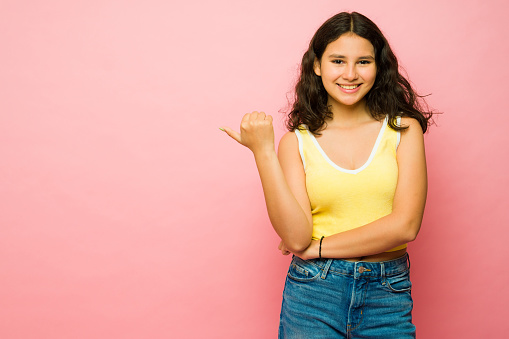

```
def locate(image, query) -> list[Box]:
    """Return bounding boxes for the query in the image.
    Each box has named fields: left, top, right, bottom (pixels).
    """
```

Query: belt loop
left=380, top=262, right=385, bottom=278
left=407, top=253, right=411, bottom=270
left=321, top=259, right=333, bottom=279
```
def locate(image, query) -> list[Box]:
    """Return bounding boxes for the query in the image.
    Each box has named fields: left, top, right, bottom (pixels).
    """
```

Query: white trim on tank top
left=396, top=116, right=401, bottom=149
left=294, top=128, right=306, bottom=170
left=308, top=115, right=388, bottom=174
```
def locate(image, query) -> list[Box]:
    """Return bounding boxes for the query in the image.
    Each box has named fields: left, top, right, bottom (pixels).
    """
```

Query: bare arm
left=294, top=117, right=428, bottom=260
left=221, top=112, right=313, bottom=252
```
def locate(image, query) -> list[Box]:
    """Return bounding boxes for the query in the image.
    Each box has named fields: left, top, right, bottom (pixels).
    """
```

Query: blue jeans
left=278, top=254, right=415, bottom=338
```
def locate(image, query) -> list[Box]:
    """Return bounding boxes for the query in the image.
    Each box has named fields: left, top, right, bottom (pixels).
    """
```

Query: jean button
left=358, top=266, right=366, bottom=273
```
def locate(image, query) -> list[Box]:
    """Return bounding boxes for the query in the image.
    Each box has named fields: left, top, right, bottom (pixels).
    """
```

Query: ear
left=313, top=58, right=321, bottom=77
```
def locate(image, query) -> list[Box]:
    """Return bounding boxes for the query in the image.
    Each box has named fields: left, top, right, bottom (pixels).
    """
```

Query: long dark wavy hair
left=286, top=12, right=434, bottom=134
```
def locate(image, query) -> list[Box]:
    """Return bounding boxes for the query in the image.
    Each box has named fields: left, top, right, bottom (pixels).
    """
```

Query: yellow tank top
left=294, top=116, right=406, bottom=252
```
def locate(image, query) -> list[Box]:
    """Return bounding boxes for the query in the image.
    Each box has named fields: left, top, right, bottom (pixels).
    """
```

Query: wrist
left=299, top=240, right=320, bottom=260
left=253, top=147, right=277, bottom=161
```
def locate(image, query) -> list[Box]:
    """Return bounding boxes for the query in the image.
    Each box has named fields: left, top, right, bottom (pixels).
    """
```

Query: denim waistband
left=301, top=253, right=410, bottom=279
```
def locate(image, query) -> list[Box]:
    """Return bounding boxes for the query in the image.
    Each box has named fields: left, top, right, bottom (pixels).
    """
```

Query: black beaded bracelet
left=319, top=236, right=324, bottom=259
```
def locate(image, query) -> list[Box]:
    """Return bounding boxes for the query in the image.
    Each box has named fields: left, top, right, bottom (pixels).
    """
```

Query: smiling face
left=314, top=33, right=377, bottom=110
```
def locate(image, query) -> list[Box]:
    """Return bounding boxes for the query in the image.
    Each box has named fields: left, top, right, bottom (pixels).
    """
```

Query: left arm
left=291, top=118, right=428, bottom=260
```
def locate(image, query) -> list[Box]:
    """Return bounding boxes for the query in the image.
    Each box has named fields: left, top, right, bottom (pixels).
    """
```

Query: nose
left=342, top=64, right=358, bottom=81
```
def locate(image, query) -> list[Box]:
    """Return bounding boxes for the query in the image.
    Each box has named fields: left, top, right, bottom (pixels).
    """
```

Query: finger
left=280, top=241, right=289, bottom=255
left=221, top=127, right=242, bottom=143
left=265, top=115, right=273, bottom=123
left=241, top=113, right=251, bottom=124
left=258, top=111, right=266, bottom=120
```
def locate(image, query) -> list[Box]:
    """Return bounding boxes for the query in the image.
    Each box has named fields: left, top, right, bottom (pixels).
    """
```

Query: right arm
left=221, top=112, right=313, bottom=252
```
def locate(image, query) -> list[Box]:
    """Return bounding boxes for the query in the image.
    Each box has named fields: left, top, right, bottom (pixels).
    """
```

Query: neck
left=327, top=99, right=373, bottom=127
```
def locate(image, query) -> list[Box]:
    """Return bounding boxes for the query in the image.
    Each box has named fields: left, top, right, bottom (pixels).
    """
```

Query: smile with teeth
left=338, top=84, right=361, bottom=89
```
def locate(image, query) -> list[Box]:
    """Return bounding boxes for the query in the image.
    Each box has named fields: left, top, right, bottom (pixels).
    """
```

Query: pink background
left=1, top=0, right=508, bottom=338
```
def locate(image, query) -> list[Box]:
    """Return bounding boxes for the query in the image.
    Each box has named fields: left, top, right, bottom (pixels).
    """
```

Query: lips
left=338, top=84, right=361, bottom=89
left=337, top=83, right=362, bottom=93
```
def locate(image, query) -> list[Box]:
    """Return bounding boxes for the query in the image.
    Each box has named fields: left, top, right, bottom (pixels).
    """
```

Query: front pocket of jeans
left=384, top=270, right=412, bottom=293
left=287, top=257, right=321, bottom=282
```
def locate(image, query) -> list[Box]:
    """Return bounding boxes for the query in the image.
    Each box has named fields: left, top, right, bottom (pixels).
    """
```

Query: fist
left=221, top=111, right=275, bottom=154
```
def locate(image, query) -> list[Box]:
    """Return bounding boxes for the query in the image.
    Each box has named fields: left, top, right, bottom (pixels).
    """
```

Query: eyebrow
left=328, top=54, right=375, bottom=60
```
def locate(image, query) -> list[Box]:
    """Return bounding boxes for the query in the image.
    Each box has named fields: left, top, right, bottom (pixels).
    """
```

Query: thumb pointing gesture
left=220, top=126, right=242, bottom=144
left=220, top=111, right=275, bottom=153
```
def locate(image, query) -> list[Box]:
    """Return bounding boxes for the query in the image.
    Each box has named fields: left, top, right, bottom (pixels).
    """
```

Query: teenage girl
left=221, top=12, right=432, bottom=338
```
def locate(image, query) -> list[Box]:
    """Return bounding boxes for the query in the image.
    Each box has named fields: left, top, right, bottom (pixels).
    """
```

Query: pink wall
left=1, top=0, right=507, bottom=337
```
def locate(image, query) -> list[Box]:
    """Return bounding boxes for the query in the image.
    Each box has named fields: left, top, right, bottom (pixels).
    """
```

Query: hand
left=278, top=239, right=320, bottom=260
left=293, top=239, right=320, bottom=260
left=221, top=111, right=275, bottom=154
left=278, top=240, right=291, bottom=256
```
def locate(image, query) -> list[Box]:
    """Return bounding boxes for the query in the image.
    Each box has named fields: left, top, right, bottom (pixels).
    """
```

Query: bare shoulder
left=397, top=117, right=426, bottom=160
left=400, top=117, right=424, bottom=135
left=278, top=131, right=299, bottom=155
left=278, top=131, right=305, bottom=173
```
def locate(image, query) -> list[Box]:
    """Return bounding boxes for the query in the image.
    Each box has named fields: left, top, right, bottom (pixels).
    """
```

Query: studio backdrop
left=1, top=0, right=508, bottom=338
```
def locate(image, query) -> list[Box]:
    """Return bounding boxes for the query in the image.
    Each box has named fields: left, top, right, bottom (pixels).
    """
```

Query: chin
left=338, top=99, right=363, bottom=107
left=329, top=94, right=367, bottom=108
